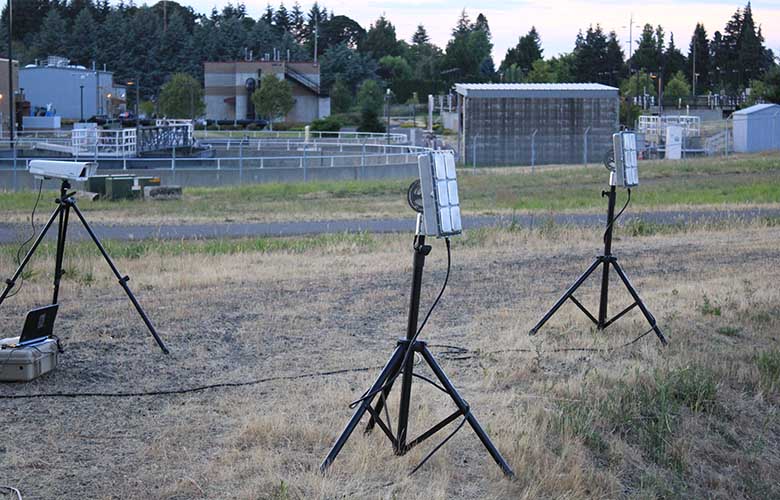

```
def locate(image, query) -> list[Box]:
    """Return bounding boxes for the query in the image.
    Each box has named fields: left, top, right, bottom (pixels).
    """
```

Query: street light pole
left=385, top=88, right=391, bottom=143
left=7, top=0, right=14, bottom=142
left=80, top=85, right=84, bottom=121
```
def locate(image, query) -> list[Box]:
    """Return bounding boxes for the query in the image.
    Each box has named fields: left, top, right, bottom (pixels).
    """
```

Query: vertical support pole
left=239, top=139, right=244, bottom=184
left=303, top=144, right=307, bottom=182
left=472, top=134, right=477, bottom=172
left=396, top=234, right=429, bottom=453
left=531, top=129, right=538, bottom=172
left=583, top=127, right=590, bottom=166
left=597, top=185, right=617, bottom=327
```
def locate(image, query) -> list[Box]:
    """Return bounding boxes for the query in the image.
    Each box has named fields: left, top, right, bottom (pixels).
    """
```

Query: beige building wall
left=204, top=61, right=329, bottom=123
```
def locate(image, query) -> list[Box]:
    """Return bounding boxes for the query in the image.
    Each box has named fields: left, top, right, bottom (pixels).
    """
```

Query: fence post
left=303, top=145, right=308, bottom=182
left=239, top=139, right=244, bottom=184
left=531, top=129, right=538, bottom=172
left=472, top=134, right=478, bottom=172
left=583, top=127, right=590, bottom=166
left=361, top=140, right=366, bottom=178
left=12, top=140, right=17, bottom=191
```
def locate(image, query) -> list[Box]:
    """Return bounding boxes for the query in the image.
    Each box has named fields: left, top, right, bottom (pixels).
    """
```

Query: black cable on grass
left=0, top=365, right=383, bottom=400
left=348, top=238, right=452, bottom=410
left=603, top=188, right=631, bottom=245
left=6, top=180, right=44, bottom=300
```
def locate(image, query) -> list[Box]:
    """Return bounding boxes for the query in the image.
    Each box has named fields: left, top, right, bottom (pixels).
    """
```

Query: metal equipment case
left=0, top=337, right=59, bottom=382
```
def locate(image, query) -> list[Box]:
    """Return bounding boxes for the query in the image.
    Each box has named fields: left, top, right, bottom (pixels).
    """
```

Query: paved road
left=1, top=207, right=778, bottom=244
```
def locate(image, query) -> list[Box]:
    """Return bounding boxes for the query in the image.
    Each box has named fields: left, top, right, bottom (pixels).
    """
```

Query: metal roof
left=455, top=83, right=619, bottom=99
left=733, top=103, right=780, bottom=115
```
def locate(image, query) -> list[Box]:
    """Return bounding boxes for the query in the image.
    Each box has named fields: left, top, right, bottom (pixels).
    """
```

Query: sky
left=178, top=0, right=780, bottom=63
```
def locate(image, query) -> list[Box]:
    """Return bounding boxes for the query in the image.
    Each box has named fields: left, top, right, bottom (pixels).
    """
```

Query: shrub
left=310, top=116, right=342, bottom=132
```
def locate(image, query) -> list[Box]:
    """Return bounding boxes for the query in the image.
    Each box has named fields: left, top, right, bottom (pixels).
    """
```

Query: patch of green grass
left=0, top=232, right=376, bottom=261
left=756, top=350, right=780, bottom=393
left=2, top=154, right=779, bottom=223
left=716, top=326, right=742, bottom=337
left=700, top=295, right=722, bottom=316
left=560, top=365, right=718, bottom=474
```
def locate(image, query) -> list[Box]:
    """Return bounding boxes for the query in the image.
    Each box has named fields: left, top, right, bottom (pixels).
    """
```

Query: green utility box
left=105, top=176, right=135, bottom=200
left=86, top=175, right=111, bottom=197
left=132, top=177, right=162, bottom=198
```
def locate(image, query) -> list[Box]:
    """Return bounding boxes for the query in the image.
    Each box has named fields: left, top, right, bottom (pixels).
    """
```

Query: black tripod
left=529, top=185, right=667, bottom=346
left=320, top=230, right=514, bottom=477
left=0, top=180, right=169, bottom=354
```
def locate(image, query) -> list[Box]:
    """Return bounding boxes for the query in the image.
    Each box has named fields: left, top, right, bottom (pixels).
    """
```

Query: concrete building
left=0, top=58, right=19, bottom=132
left=19, top=56, right=126, bottom=121
left=733, top=103, right=780, bottom=153
left=204, top=61, right=330, bottom=123
left=454, top=83, right=620, bottom=166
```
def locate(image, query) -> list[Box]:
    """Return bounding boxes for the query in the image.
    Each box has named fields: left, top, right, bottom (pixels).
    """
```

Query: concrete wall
left=460, top=95, right=619, bottom=166
left=0, top=163, right=418, bottom=191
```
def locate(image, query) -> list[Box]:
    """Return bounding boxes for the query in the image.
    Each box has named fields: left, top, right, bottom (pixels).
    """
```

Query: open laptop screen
left=19, top=304, right=59, bottom=346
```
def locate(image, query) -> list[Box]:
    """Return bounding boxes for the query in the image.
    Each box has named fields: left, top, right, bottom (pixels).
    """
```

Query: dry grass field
left=1, top=219, right=779, bottom=499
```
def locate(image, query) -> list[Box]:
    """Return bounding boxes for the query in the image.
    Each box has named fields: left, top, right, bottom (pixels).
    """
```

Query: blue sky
left=179, top=1, right=780, bottom=62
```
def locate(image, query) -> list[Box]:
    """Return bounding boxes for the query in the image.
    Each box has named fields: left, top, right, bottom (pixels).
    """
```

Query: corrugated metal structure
left=454, top=83, right=620, bottom=166
left=733, top=103, right=780, bottom=153
left=19, top=56, right=125, bottom=120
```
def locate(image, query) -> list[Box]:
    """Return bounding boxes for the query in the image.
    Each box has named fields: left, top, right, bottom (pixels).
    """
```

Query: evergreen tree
left=362, top=15, right=400, bottom=58
left=329, top=77, right=352, bottom=113
left=290, top=2, right=305, bottom=42
left=320, top=42, right=377, bottom=91
left=67, top=8, right=98, bottom=66
left=273, top=3, right=290, bottom=33
left=35, top=8, right=69, bottom=58
left=412, top=24, right=429, bottom=46
left=632, top=23, right=661, bottom=72
left=710, top=30, right=728, bottom=92
left=664, top=34, right=686, bottom=84
left=572, top=25, right=616, bottom=84
left=261, top=4, right=274, bottom=25
left=443, top=10, right=493, bottom=82
left=686, top=23, right=711, bottom=93
left=604, top=31, right=625, bottom=86
left=247, top=20, right=277, bottom=60
left=501, top=27, right=543, bottom=76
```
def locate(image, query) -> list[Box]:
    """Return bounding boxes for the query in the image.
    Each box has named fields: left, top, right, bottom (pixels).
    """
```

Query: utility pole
left=313, top=15, right=318, bottom=64
left=7, top=0, right=14, bottom=142
left=692, top=38, right=697, bottom=97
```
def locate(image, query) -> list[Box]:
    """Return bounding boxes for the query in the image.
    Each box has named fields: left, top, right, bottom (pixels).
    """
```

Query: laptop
left=17, top=304, right=59, bottom=347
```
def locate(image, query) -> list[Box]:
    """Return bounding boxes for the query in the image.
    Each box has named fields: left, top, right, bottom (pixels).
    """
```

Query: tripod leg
left=365, top=361, right=402, bottom=433
left=529, top=258, right=602, bottom=335
left=68, top=203, right=170, bottom=354
left=52, top=205, right=71, bottom=304
left=0, top=205, right=63, bottom=306
left=419, top=346, right=515, bottom=477
left=320, top=345, right=406, bottom=473
left=611, top=261, right=668, bottom=346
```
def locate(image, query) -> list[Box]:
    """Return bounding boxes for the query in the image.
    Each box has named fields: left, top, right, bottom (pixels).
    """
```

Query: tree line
left=2, top=0, right=778, bottom=116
